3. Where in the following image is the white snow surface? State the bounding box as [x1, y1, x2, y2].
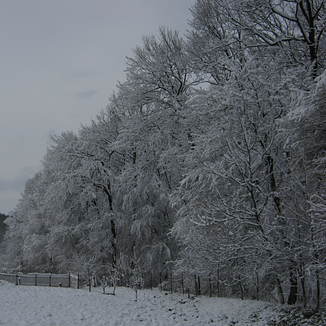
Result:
[0, 281, 279, 326]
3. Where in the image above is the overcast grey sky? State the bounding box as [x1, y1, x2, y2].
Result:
[0, 0, 194, 214]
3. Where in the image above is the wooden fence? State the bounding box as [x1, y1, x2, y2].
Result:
[154, 272, 224, 298]
[0, 270, 243, 298]
[0, 272, 80, 288]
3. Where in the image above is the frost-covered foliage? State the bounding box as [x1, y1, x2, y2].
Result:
[2, 0, 325, 310]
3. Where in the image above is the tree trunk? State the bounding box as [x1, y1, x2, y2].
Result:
[111, 219, 117, 268]
[239, 280, 244, 300]
[216, 266, 220, 297]
[315, 270, 320, 311]
[194, 274, 198, 296]
[276, 278, 285, 304]
[255, 270, 259, 300]
[287, 266, 298, 305]
[299, 266, 307, 307]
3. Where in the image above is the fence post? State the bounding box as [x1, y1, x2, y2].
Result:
[49, 274, 52, 287]
[68, 272, 71, 288]
[159, 272, 162, 291]
[217, 267, 220, 297]
[150, 272, 153, 290]
[15, 274, 18, 286]
[187, 287, 190, 298]
[197, 275, 201, 295]
[194, 274, 197, 296]
[88, 277, 91, 292]
[77, 273, 80, 289]
[209, 276, 212, 297]
[35, 274, 37, 286]
[141, 272, 145, 289]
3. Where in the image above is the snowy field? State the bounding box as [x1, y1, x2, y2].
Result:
[0, 281, 280, 326]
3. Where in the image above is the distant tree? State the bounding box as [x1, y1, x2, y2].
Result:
[0, 213, 8, 242]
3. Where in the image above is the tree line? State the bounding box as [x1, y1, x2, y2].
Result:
[2, 0, 325, 310]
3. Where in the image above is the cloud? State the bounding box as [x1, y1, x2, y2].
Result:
[0, 190, 21, 214]
[0, 178, 24, 192]
[75, 89, 98, 99]
[71, 71, 99, 79]
[0, 168, 34, 192]
[0, 167, 37, 213]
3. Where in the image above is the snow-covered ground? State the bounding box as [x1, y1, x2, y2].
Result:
[0, 280, 280, 326]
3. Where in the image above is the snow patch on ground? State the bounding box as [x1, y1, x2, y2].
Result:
[0, 281, 280, 325]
